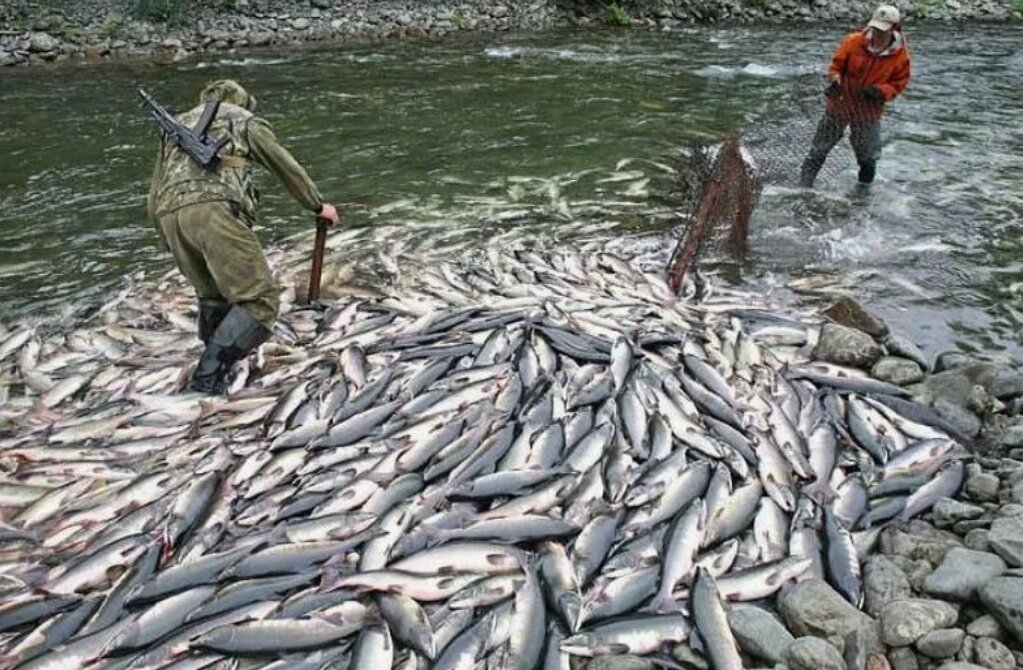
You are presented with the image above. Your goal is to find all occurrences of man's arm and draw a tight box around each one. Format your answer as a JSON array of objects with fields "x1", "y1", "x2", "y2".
[
  {"x1": 246, "y1": 117, "x2": 325, "y2": 213},
  {"x1": 146, "y1": 147, "x2": 164, "y2": 221},
  {"x1": 878, "y1": 51, "x2": 911, "y2": 101},
  {"x1": 828, "y1": 34, "x2": 857, "y2": 82}
]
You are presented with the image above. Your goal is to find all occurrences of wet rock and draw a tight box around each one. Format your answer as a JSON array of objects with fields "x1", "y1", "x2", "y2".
[
  {"x1": 784, "y1": 636, "x2": 845, "y2": 670},
  {"x1": 884, "y1": 332, "x2": 929, "y2": 370},
  {"x1": 933, "y1": 498, "x2": 986, "y2": 528},
  {"x1": 916, "y1": 628, "x2": 965, "y2": 658},
  {"x1": 932, "y1": 397, "x2": 982, "y2": 438},
  {"x1": 812, "y1": 323, "x2": 883, "y2": 369},
  {"x1": 728, "y1": 603, "x2": 793, "y2": 664},
  {"x1": 989, "y1": 368, "x2": 1023, "y2": 400},
  {"x1": 972, "y1": 636, "x2": 1015, "y2": 670},
  {"x1": 779, "y1": 579, "x2": 873, "y2": 653},
  {"x1": 28, "y1": 32, "x2": 59, "y2": 52},
  {"x1": 881, "y1": 599, "x2": 959, "y2": 647},
  {"x1": 978, "y1": 577, "x2": 1023, "y2": 645},
  {"x1": 994, "y1": 419, "x2": 1023, "y2": 449},
  {"x1": 965, "y1": 615, "x2": 1002, "y2": 639},
  {"x1": 923, "y1": 548, "x2": 1006, "y2": 601},
  {"x1": 823, "y1": 296, "x2": 887, "y2": 338},
  {"x1": 934, "y1": 352, "x2": 976, "y2": 373},
  {"x1": 586, "y1": 656, "x2": 656, "y2": 670},
  {"x1": 865, "y1": 555, "x2": 913, "y2": 617},
  {"x1": 964, "y1": 472, "x2": 1000, "y2": 503},
  {"x1": 987, "y1": 518, "x2": 1023, "y2": 567},
  {"x1": 311, "y1": 0, "x2": 332, "y2": 7},
  {"x1": 873, "y1": 357, "x2": 925, "y2": 386},
  {"x1": 291, "y1": 17, "x2": 311, "y2": 30}
]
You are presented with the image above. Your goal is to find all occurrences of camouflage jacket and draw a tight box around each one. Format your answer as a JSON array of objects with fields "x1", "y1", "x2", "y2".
[{"x1": 147, "y1": 102, "x2": 323, "y2": 225}]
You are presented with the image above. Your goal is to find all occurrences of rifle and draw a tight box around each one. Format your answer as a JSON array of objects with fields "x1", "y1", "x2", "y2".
[{"x1": 138, "y1": 88, "x2": 228, "y2": 171}]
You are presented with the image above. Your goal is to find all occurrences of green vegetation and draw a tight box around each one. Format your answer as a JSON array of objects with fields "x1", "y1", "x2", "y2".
[
  {"x1": 606, "y1": 1, "x2": 632, "y2": 26},
  {"x1": 1015, "y1": 0, "x2": 1023, "y2": 14},
  {"x1": 100, "y1": 15, "x2": 124, "y2": 39}
]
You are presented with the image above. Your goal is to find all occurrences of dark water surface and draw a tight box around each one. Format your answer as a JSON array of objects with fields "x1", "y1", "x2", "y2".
[{"x1": 0, "y1": 25, "x2": 1021, "y2": 362}]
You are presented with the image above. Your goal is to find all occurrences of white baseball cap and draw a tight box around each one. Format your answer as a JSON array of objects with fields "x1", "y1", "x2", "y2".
[{"x1": 868, "y1": 4, "x2": 901, "y2": 30}]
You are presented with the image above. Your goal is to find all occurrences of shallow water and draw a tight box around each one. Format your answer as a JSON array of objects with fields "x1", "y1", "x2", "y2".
[{"x1": 0, "y1": 25, "x2": 1020, "y2": 362}]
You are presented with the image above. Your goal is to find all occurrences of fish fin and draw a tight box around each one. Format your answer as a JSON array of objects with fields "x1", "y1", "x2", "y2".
[
  {"x1": 802, "y1": 479, "x2": 838, "y2": 504},
  {"x1": 319, "y1": 565, "x2": 344, "y2": 591},
  {"x1": 649, "y1": 593, "x2": 681, "y2": 614},
  {"x1": 605, "y1": 643, "x2": 632, "y2": 655}
]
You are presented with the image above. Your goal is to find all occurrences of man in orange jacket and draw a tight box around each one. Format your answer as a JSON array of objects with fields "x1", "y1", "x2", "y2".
[{"x1": 800, "y1": 5, "x2": 911, "y2": 187}]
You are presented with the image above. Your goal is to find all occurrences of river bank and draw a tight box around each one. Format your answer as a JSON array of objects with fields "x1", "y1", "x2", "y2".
[{"x1": 1, "y1": 0, "x2": 1020, "y2": 68}]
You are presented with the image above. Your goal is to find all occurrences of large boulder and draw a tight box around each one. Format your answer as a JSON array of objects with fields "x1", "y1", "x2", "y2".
[
  {"x1": 823, "y1": 296, "x2": 887, "y2": 337},
  {"x1": 923, "y1": 548, "x2": 1006, "y2": 601},
  {"x1": 978, "y1": 576, "x2": 1023, "y2": 645},
  {"x1": 880, "y1": 599, "x2": 959, "y2": 647},
  {"x1": 779, "y1": 579, "x2": 873, "y2": 652},
  {"x1": 812, "y1": 323, "x2": 883, "y2": 369},
  {"x1": 728, "y1": 603, "x2": 793, "y2": 664},
  {"x1": 28, "y1": 32, "x2": 59, "y2": 52}
]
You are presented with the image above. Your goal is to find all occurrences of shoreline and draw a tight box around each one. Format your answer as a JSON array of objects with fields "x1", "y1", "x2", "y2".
[{"x1": 2, "y1": 0, "x2": 1021, "y2": 69}]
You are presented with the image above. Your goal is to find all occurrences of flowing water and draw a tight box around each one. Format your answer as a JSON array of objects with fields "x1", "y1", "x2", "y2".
[{"x1": 0, "y1": 25, "x2": 1021, "y2": 362}]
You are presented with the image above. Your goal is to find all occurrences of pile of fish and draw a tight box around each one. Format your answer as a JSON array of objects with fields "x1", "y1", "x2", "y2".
[{"x1": 0, "y1": 242, "x2": 968, "y2": 670}]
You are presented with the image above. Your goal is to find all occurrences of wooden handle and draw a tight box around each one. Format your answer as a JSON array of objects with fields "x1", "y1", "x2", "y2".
[{"x1": 307, "y1": 219, "x2": 328, "y2": 304}]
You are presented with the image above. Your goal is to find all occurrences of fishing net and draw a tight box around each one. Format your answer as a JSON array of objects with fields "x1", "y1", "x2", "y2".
[{"x1": 666, "y1": 74, "x2": 859, "y2": 291}]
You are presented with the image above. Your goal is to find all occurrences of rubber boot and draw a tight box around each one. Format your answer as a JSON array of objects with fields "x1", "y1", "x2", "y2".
[
  {"x1": 858, "y1": 162, "x2": 876, "y2": 185},
  {"x1": 197, "y1": 299, "x2": 231, "y2": 344},
  {"x1": 799, "y1": 158, "x2": 821, "y2": 188},
  {"x1": 188, "y1": 306, "x2": 271, "y2": 395}
]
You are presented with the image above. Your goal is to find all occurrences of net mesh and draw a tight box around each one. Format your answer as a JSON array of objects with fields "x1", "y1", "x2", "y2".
[{"x1": 666, "y1": 74, "x2": 859, "y2": 291}]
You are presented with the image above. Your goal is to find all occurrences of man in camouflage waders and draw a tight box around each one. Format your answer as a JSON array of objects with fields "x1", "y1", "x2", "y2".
[{"x1": 146, "y1": 80, "x2": 340, "y2": 394}]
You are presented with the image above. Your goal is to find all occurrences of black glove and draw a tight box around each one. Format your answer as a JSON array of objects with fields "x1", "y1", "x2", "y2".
[
  {"x1": 825, "y1": 80, "x2": 842, "y2": 99},
  {"x1": 863, "y1": 86, "x2": 885, "y2": 101}
]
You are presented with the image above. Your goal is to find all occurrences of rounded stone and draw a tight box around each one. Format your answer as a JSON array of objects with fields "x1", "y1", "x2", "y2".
[
  {"x1": 881, "y1": 599, "x2": 959, "y2": 647},
  {"x1": 978, "y1": 577, "x2": 1023, "y2": 645},
  {"x1": 915, "y1": 628, "x2": 965, "y2": 658},
  {"x1": 923, "y1": 548, "x2": 1006, "y2": 601},
  {"x1": 965, "y1": 615, "x2": 1002, "y2": 638},
  {"x1": 972, "y1": 636, "x2": 1015, "y2": 670},
  {"x1": 872, "y1": 356, "x2": 925, "y2": 386},
  {"x1": 812, "y1": 323, "x2": 883, "y2": 369},
  {"x1": 783, "y1": 636, "x2": 845, "y2": 670}
]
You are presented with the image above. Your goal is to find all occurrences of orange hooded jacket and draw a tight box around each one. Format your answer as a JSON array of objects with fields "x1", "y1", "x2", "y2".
[{"x1": 826, "y1": 29, "x2": 911, "y2": 124}]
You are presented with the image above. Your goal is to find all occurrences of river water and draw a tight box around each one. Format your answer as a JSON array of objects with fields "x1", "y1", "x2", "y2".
[{"x1": 0, "y1": 25, "x2": 1021, "y2": 363}]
